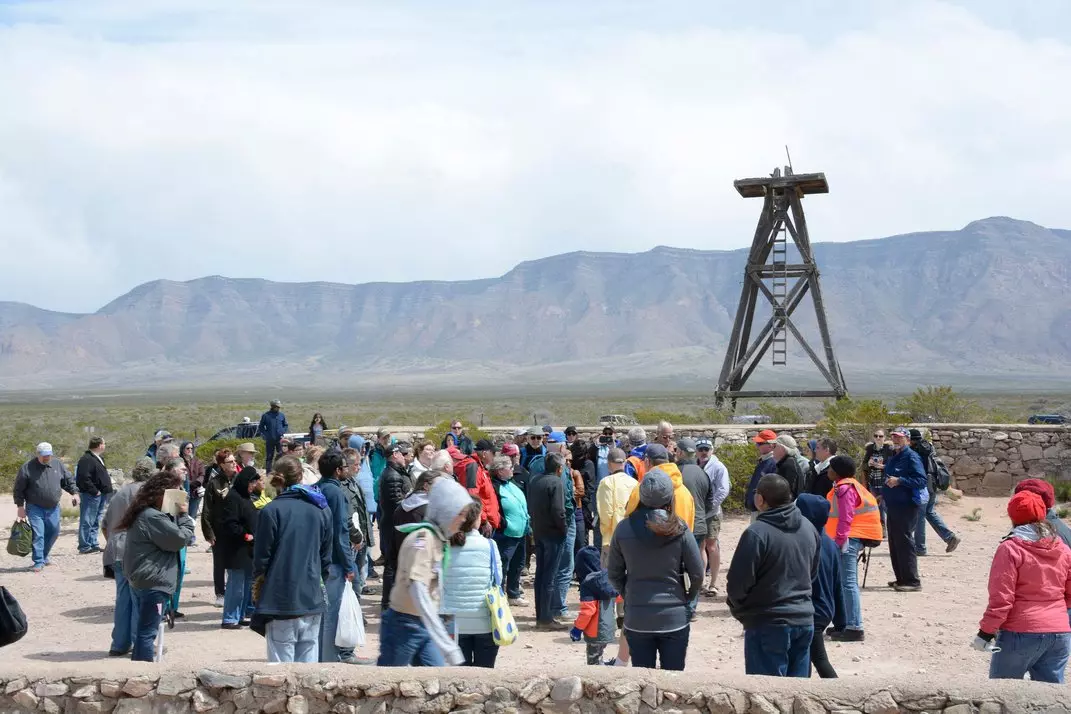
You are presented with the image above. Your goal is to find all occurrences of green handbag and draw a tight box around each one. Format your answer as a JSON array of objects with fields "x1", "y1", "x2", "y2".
[{"x1": 6, "y1": 520, "x2": 32, "y2": 558}]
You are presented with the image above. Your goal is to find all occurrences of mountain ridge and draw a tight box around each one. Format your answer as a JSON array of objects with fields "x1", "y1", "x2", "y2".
[{"x1": 2, "y1": 216, "x2": 1069, "y2": 390}]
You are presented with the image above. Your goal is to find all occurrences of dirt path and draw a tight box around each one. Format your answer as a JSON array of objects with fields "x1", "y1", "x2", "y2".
[{"x1": 0, "y1": 494, "x2": 1034, "y2": 677}]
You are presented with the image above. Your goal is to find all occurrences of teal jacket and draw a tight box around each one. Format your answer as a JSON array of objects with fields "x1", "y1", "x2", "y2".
[{"x1": 494, "y1": 478, "x2": 530, "y2": 539}]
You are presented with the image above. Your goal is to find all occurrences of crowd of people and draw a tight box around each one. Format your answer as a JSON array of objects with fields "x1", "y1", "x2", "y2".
[{"x1": 9, "y1": 405, "x2": 1071, "y2": 682}]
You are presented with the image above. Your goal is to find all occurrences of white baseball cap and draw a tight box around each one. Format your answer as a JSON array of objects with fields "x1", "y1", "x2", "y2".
[{"x1": 36, "y1": 442, "x2": 53, "y2": 456}]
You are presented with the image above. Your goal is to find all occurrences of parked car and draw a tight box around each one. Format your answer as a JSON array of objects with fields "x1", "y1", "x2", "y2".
[
  {"x1": 1028, "y1": 414, "x2": 1067, "y2": 425},
  {"x1": 730, "y1": 414, "x2": 772, "y2": 425},
  {"x1": 206, "y1": 419, "x2": 261, "y2": 443}
]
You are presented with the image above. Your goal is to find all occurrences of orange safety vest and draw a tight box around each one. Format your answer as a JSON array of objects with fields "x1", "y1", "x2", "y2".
[
  {"x1": 625, "y1": 455, "x2": 647, "y2": 482},
  {"x1": 825, "y1": 478, "x2": 883, "y2": 542}
]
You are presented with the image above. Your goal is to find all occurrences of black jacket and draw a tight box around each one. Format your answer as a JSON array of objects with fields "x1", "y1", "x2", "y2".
[
  {"x1": 527, "y1": 471, "x2": 567, "y2": 540},
  {"x1": 511, "y1": 463, "x2": 531, "y2": 495},
  {"x1": 218, "y1": 468, "x2": 259, "y2": 571},
  {"x1": 776, "y1": 455, "x2": 806, "y2": 499},
  {"x1": 726, "y1": 502, "x2": 821, "y2": 628},
  {"x1": 75, "y1": 451, "x2": 112, "y2": 496},
  {"x1": 378, "y1": 462, "x2": 413, "y2": 567},
  {"x1": 911, "y1": 439, "x2": 937, "y2": 492},
  {"x1": 807, "y1": 462, "x2": 834, "y2": 498},
  {"x1": 201, "y1": 465, "x2": 230, "y2": 544}
]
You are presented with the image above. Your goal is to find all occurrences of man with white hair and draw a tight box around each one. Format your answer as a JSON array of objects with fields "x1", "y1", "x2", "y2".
[
  {"x1": 655, "y1": 421, "x2": 675, "y2": 449},
  {"x1": 146, "y1": 430, "x2": 173, "y2": 463},
  {"x1": 772, "y1": 435, "x2": 806, "y2": 499},
  {"x1": 14, "y1": 442, "x2": 78, "y2": 571}
]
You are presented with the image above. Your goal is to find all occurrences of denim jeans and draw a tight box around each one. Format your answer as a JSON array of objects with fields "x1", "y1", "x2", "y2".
[
  {"x1": 915, "y1": 493, "x2": 955, "y2": 554},
  {"x1": 534, "y1": 536, "x2": 566, "y2": 623},
  {"x1": 319, "y1": 564, "x2": 346, "y2": 662},
  {"x1": 555, "y1": 516, "x2": 577, "y2": 616},
  {"x1": 625, "y1": 626, "x2": 690, "y2": 671},
  {"x1": 171, "y1": 547, "x2": 186, "y2": 614},
  {"x1": 377, "y1": 608, "x2": 446, "y2": 666},
  {"x1": 494, "y1": 534, "x2": 525, "y2": 599},
  {"x1": 110, "y1": 561, "x2": 139, "y2": 654},
  {"x1": 222, "y1": 566, "x2": 254, "y2": 625},
  {"x1": 132, "y1": 588, "x2": 170, "y2": 662},
  {"x1": 458, "y1": 631, "x2": 499, "y2": 668},
  {"x1": 744, "y1": 624, "x2": 814, "y2": 677},
  {"x1": 267, "y1": 613, "x2": 322, "y2": 663},
  {"x1": 78, "y1": 492, "x2": 104, "y2": 552},
  {"x1": 26, "y1": 503, "x2": 61, "y2": 568},
  {"x1": 990, "y1": 631, "x2": 1071, "y2": 683},
  {"x1": 840, "y1": 538, "x2": 864, "y2": 631}
]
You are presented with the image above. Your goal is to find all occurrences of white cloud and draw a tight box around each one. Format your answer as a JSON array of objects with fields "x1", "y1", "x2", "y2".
[{"x1": 0, "y1": 0, "x2": 1069, "y2": 312}]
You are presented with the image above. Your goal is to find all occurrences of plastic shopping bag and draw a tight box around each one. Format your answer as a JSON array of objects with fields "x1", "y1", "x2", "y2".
[
  {"x1": 335, "y1": 583, "x2": 365, "y2": 650},
  {"x1": 6, "y1": 520, "x2": 31, "y2": 558}
]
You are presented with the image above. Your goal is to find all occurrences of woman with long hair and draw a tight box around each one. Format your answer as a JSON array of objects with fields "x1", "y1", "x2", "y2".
[
  {"x1": 308, "y1": 413, "x2": 328, "y2": 445},
  {"x1": 606, "y1": 470, "x2": 703, "y2": 671},
  {"x1": 442, "y1": 500, "x2": 502, "y2": 668},
  {"x1": 976, "y1": 490, "x2": 1071, "y2": 683},
  {"x1": 180, "y1": 441, "x2": 206, "y2": 530},
  {"x1": 118, "y1": 470, "x2": 195, "y2": 661}
]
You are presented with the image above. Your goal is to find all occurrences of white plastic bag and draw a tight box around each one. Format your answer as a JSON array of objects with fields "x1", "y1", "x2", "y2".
[{"x1": 335, "y1": 584, "x2": 365, "y2": 649}]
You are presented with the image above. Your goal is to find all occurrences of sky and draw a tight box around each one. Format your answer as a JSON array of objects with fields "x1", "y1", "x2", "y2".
[{"x1": 1, "y1": 0, "x2": 1069, "y2": 313}]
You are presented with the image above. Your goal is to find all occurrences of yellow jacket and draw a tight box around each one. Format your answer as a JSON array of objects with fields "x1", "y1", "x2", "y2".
[
  {"x1": 597, "y1": 470, "x2": 639, "y2": 543},
  {"x1": 624, "y1": 463, "x2": 695, "y2": 531}
]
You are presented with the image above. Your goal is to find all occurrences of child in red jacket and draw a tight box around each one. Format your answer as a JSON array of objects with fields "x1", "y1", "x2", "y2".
[{"x1": 975, "y1": 491, "x2": 1071, "y2": 683}]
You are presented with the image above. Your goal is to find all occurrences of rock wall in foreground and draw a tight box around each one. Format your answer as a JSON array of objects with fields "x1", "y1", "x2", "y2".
[{"x1": 2, "y1": 669, "x2": 1069, "y2": 714}]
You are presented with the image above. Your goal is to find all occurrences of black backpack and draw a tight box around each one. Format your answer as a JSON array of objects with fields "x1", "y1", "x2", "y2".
[
  {"x1": 0, "y1": 587, "x2": 28, "y2": 648},
  {"x1": 930, "y1": 454, "x2": 952, "y2": 491}
]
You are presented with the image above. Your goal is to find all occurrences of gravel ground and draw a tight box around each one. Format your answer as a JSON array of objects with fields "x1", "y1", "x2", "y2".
[{"x1": 0, "y1": 494, "x2": 1045, "y2": 678}]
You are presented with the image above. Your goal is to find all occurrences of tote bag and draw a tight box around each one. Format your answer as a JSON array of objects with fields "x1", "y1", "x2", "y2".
[{"x1": 484, "y1": 540, "x2": 517, "y2": 646}]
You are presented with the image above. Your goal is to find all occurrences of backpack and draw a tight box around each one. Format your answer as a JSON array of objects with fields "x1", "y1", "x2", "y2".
[{"x1": 931, "y1": 455, "x2": 951, "y2": 491}]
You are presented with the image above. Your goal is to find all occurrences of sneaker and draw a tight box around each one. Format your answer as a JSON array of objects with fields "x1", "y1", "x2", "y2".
[
  {"x1": 172, "y1": 611, "x2": 186, "y2": 619},
  {"x1": 602, "y1": 658, "x2": 617, "y2": 666},
  {"x1": 829, "y1": 628, "x2": 865, "y2": 642},
  {"x1": 916, "y1": 551, "x2": 928, "y2": 557},
  {"x1": 367, "y1": 570, "x2": 380, "y2": 581},
  {"x1": 213, "y1": 595, "x2": 225, "y2": 608},
  {"x1": 893, "y1": 583, "x2": 922, "y2": 592},
  {"x1": 220, "y1": 622, "x2": 243, "y2": 630},
  {"x1": 340, "y1": 654, "x2": 376, "y2": 665},
  {"x1": 535, "y1": 619, "x2": 570, "y2": 631},
  {"x1": 688, "y1": 612, "x2": 698, "y2": 623},
  {"x1": 361, "y1": 586, "x2": 376, "y2": 596},
  {"x1": 108, "y1": 648, "x2": 130, "y2": 657},
  {"x1": 887, "y1": 580, "x2": 899, "y2": 588},
  {"x1": 946, "y1": 535, "x2": 961, "y2": 553},
  {"x1": 508, "y1": 597, "x2": 529, "y2": 607},
  {"x1": 30, "y1": 565, "x2": 45, "y2": 573}
]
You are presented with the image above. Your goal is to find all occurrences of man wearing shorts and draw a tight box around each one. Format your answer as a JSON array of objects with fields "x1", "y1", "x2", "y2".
[{"x1": 698, "y1": 439, "x2": 731, "y2": 596}]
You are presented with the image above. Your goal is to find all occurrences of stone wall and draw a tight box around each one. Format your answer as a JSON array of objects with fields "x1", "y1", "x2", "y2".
[
  {"x1": 1, "y1": 668, "x2": 1068, "y2": 714},
  {"x1": 353, "y1": 424, "x2": 1071, "y2": 498}
]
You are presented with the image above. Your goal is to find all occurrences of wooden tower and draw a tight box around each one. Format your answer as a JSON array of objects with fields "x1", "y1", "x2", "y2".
[{"x1": 714, "y1": 165, "x2": 848, "y2": 408}]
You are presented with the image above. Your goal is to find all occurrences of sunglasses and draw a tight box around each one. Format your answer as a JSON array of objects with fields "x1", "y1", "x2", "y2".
[
  {"x1": 452, "y1": 425, "x2": 462, "y2": 430},
  {"x1": 873, "y1": 433, "x2": 885, "y2": 438}
]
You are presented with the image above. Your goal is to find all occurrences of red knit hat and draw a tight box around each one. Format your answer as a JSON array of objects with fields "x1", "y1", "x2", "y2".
[
  {"x1": 1013, "y1": 478, "x2": 1055, "y2": 509},
  {"x1": 1007, "y1": 491, "x2": 1047, "y2": 526}
]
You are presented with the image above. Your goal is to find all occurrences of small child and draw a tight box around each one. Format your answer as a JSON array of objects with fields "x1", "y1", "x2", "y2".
[{"x1": 570, "y1": 545, "x2": 618, "y2": 664}]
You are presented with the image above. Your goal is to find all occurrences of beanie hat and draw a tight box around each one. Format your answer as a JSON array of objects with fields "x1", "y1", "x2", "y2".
[
  {"x1": 1013, "y1": 478, "x2": 1055, "y2": 510},
  {"x1": 829, "y1": 454, "x2": 857, "y2": 479},
  {"x1": 639, "y1": 470, "x2": 674, "y2": 508},
  {"x1": 348, "y1": 434, "x2": 365, "y2": 451},
  {"x1": 1007, "y1": 491, "x2": 1047, "y2": 526},
  {"x1": 426, "y1": 478, "x2": 474, "y2": 534}
]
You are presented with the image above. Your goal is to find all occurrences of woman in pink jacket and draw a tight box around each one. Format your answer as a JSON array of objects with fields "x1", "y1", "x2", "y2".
[{"x1": 976, "y1": 491, "x2": 1071, "y2": 683}]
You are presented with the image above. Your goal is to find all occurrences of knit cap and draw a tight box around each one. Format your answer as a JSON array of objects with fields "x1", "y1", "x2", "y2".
[
  {"x1": 1013, "y1": 478, "x2": 1055, "y2": 509},
  {"x1": 639, "y1": 470, "x2": 674, "y2": 508},
  {"x1": 1007, "y1": 491, "x2": 1047, "y2": 526},
  {"x1": 426, "y1": 478, "x2": 474, "y2": 535}
]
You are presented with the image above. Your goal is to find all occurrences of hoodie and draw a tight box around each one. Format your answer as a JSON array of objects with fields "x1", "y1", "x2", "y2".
[
  {"x1": 606, "y1": 507, "x2": 703, "y2": 634},
  {"x1": 574, "y1": 545, "x2": 619, "y2": 644},
  {"x1": 624, "y1": 464, "x2": 695, "y2": 531},
  {"x1": 252, "y1": 485, "x2": 333, "y2": 617},
  {"x1": 980, "y1": 528, "x2": 1071, "y2": 635},
  {"x1": 796, "y1": 494, "x2": 846, "y2": 631},
  {"x1": 726, "y1": 501, "x2": 820, "y2": 629}
]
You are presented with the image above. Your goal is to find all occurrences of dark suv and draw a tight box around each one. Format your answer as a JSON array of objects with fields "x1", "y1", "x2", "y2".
[
  {"x1": 1027, "y1": 414, "x2": 1067, "y2": 425},
  {"x1": 207, "y1": 421, "x2": 261, "y2": 442}
]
